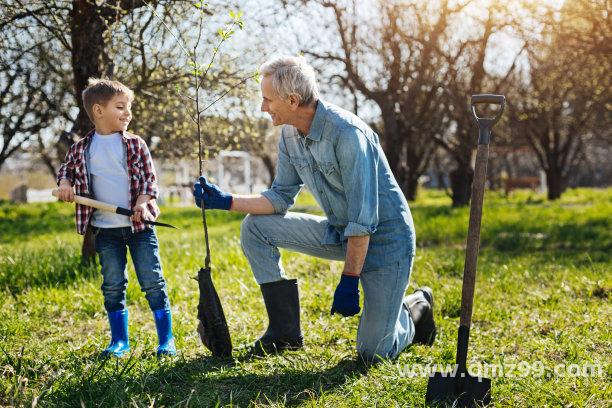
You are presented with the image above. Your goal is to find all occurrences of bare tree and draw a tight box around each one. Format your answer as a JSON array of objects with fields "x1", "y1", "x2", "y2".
[
  {"x1": 1, "y1": 0, "x2": 254, "y2": 263},
  {"x1": 279, "y1": 0, "x2": 523, "y2": 204},
  {"x1": 509, "y1": 0, "x2": 611, "y2": 200},
  {"x1": 0, "y1": 54, "x2": 53, "y2": 172},
  {"x1": 0, "y1": 7, "x2": 71, "y2": 172}
]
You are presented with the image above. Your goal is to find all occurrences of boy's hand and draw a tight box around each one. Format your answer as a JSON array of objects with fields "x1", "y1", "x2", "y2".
[
  {"x1": 131, "y1": 202, "x2": 153, "y2": 223},
  {"x1": 57, "y1": 180, "x2": 74, "y2": 202}
]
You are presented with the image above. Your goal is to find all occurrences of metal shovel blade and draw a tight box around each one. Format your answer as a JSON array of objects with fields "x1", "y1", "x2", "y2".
[
  {"x1": 196, "y1": 266, "x2": 232, "y2": 357},
  {"x1": 426, "y1": 370, "x2": 491, "y2": 407}
]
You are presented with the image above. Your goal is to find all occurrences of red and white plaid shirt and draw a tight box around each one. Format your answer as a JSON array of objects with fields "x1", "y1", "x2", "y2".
[{"x1": 57, "y1": 129, "x2": 160, "y2": 235}]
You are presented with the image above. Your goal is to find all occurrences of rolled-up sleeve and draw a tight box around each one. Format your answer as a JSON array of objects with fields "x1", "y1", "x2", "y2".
[
  {"x1": 261, "y1": 136, "x2": 302, "y2": 214},
  {"x1": 336, "y1": 127, "x2": 379, "y2": 237},
  {"x1": 139, "y1": 140, "x2": 159, "y2": 199}
]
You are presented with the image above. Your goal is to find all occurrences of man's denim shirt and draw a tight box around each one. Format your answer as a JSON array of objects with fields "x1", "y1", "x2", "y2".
[{"x1": 262, "y1": 100, "x2": 415, "y2": 253}]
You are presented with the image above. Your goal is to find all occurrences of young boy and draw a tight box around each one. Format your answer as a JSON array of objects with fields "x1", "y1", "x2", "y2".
[{"x1": 57, "y1": 78, "x2": 176, "y2": 357}]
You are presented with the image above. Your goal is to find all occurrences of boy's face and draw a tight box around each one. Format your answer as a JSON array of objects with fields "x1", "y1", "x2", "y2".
[{"x1": 92, "y1": 93, "x2": 132, "y2": 133}]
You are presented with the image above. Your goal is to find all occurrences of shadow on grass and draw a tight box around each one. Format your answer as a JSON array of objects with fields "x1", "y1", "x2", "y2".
[
  {"x1": 0, "y1": 202, "x2": 74, "y2": 244},
  {"x1": 43, "y1": 354, "x2": 366, "y2": 407},
  {"x1": 482, "y1": 217, "x2": 611, "y2": 260},
  {"x1": 0, "y1": 249, "x2": 99, "y2": 297}
]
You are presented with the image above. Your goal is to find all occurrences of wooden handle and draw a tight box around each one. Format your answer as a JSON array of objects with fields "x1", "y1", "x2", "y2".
[
  {"x1": 459, "y1": 144, "x2": 489, "y2": 327},
  {"x1": 52, "y1": 188, "x2": 125, "y2": 214}
]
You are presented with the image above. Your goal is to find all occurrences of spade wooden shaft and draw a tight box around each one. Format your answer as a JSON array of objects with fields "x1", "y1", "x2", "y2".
[
  {"x1": 52, "y1": 189, "x2": 133, "y2": 215},
  {"x1": 459, "y1": 143, "x2": 489, "y2": 328},
  {"x1": 51, "y1": 189, "x2": 178, "y2": 229}
]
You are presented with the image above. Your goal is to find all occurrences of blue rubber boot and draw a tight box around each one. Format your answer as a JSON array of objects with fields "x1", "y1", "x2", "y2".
[
  {"x1": 153, "y1": 308, "x2": 176, "y2": 357},
  {"x1": 101, "y1": 309, "x2": 130, "y2": 358}
]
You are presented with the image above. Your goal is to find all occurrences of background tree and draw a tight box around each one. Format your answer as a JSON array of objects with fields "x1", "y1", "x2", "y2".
[
  {"x1": 281, "y1": 0, "x2": 524, "y2": 204},
  {"x1": 0, "y1": 0, "x2": 256, "y2": 262},
  {"x1": 0, "y1": 6, "x2": 70, "y2": 173},
  {"x1": 509, "y1": 0, "x2": 611, "y2": 200}
]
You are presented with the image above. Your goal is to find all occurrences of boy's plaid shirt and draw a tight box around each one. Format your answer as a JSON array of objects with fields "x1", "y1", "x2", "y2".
[{"x1": 57, "y1": 129, "x2": 160, "y2": 235}]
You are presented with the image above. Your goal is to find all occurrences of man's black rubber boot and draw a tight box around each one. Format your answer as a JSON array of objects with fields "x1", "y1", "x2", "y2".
[
  {"x1": 404, "y1": 286, "x2": 437, "y2": 346},
  {"x1": 253, "y1": 278, "x2": 303, "y2": 354}
]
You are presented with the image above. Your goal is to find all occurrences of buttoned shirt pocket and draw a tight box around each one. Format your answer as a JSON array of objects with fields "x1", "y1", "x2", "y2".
[
  {"x1": 289, "y1": 156, "x2": 309, "y2": 170},
  {"x1": 318, "y1": 161, "x2": 343, "y2": 191}
]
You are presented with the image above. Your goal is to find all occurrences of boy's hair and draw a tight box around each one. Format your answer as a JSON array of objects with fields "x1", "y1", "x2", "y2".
[{"x1": 82, "y1": 78, "x2": 134, "y2": 122}]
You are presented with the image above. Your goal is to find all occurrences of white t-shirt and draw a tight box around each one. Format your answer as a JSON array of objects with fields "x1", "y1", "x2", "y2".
[{"x1": 89, "y1": 132, "x2": 132, "y2": 228}]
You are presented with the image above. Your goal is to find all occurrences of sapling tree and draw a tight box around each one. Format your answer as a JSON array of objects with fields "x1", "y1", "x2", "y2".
[{"x1": 144, "y1": 1, "x2": 256, "y2": 258}]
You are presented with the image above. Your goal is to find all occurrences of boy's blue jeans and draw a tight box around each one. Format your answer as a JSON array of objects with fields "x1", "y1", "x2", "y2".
[
  {"x1": 240, "y1": 211, "x2": 416, "y2": 362},
  {"x1": 93, "y1": 226, "x2": 170, "y2": 312}
]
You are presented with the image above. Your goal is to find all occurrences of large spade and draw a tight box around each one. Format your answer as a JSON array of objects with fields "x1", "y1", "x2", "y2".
[{"x1": 426, "y1": 94, "x2": 505, "y2": 406}]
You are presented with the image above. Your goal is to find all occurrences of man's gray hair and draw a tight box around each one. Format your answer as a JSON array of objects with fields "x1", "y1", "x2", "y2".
[{"x1": 259, "y1": 56, "x2": 319, "y2": 106}]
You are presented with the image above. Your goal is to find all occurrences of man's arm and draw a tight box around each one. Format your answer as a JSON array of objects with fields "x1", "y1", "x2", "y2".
[
  {"x1": 330, "y1": 128, "x2": 379, "y2": 317},
  {"x1": 195, "y1": 134, "x2": 302, "y2": 216},
  {"x1": 230, "y1": 194, "x2": 275, "y2": 214},
  {"x1": 331, "y1": 235, "x2": 369, "y2": 317},
  {"x1": 342, "y1": 235, "x2": 370, "y2": 276}
]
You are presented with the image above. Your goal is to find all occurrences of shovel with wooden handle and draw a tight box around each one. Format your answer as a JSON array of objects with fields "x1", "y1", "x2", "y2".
[
  {"x1": 425, "y1": 94, "x2": 505, "y2": 407},
  {"x1": 51, "y1": 189, "x2": 178, "y2": 229}
]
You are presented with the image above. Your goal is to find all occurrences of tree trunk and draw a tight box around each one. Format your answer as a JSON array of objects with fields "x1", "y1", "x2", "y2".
[
  {"x1": 385, "y1": 141, "x2": 408, "y2": 195},
  {"x1": 545, "y1": 168, "x2": 565, "y2": 200},
  {"x1": 70, "y1": 0, "x2": 107, "y2": 265},
  {"x1": 450, "y1": 162, "x2": 474, "y2": 207},
  {"x1": 403, "y1": 173, "x2": 419, "y2": 202},
  {"x1": 260, "y1": 154, "x2": 276, "y2": 187}
]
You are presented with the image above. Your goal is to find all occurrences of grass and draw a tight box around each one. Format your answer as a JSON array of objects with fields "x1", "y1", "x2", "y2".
[{"x1": 0, "y1": 188, "x2": 610, "y2": 407}]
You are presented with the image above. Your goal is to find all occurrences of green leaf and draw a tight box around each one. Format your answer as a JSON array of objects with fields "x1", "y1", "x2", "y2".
[{"x1": 194, "y1": 2, "x2": 201, "y2": 8}]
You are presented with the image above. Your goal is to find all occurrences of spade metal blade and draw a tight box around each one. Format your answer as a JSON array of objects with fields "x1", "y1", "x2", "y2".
[
  {"x1": 426, "y1": 370, "x2": 491, "y2": 407},
  {"x1": 196, "y1": 267, "x2": 232, "y2": 357}
]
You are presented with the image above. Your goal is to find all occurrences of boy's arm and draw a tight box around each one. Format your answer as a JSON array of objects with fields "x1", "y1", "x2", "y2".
[
  {"x1": 56, "y1": 147, "x2": 76, "y2": 202},
  {"x1": 138, "y1": 139, "x2": 159, "y2": 199},
  {"x1": 132, "y1": 139, "x2": 158, "y2": 222},
  {"x1": 132, "y1": 194, "x2": 154, "y2": 222}
]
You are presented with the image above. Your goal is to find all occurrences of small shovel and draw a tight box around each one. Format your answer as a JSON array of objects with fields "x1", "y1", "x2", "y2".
[
  {"x1": 51, "y1": 189, "x2": 178, "y2": 229},
  {"x1": 425, "y1": 94, "x2": 505, "y2": 407}
]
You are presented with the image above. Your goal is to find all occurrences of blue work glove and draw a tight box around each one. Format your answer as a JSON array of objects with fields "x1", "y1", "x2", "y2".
[
  {"x1": 193, "y1": 176, "x2": 233, "y2": 210},
  {"x1": 331, "y1": 274, "x2": 361, "y2": 317}
]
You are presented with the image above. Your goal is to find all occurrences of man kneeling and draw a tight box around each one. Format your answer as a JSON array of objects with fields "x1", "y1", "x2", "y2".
[{"x1": 193, "y1": 56, "x2": 436, "y2": 362}]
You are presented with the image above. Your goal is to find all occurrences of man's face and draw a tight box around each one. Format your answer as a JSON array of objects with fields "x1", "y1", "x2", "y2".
[
  {"x1": 95, "y1": 94, "x2": 132, "y2": 132},
  {"x1": 260, "y1": 76, "x2": 294, "y2": 126}
]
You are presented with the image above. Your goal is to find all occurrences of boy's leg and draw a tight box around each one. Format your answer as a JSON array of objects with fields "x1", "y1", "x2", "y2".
[
  {"x1": 94, "y1": 227, "x2": 130, "y2": 357},
  {"x1": 356, "y1": 255, "x2": 415, "y2": 363},
  {"x1": 127, "y1": 227, "x2": 170, "y2": 311},
  {"x1": 240, "y1": 211, "x2": 345, "y2": 284},
  {"x1": 128, "y1": 227, "x2": 175, "y2": 356},
  {"x1": 95, "y1": 227, "x2": 129, "y2": 312}
]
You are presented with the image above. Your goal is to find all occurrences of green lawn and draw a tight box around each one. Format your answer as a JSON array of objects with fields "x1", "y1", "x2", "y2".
[{"x1": 1, "y1": 188, "x2": 610, "y2": 407}]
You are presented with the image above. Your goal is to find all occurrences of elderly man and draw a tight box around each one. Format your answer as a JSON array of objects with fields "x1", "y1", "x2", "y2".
[{"x1": 194, "y1": 56, "x2": 436, "y2": 362}]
